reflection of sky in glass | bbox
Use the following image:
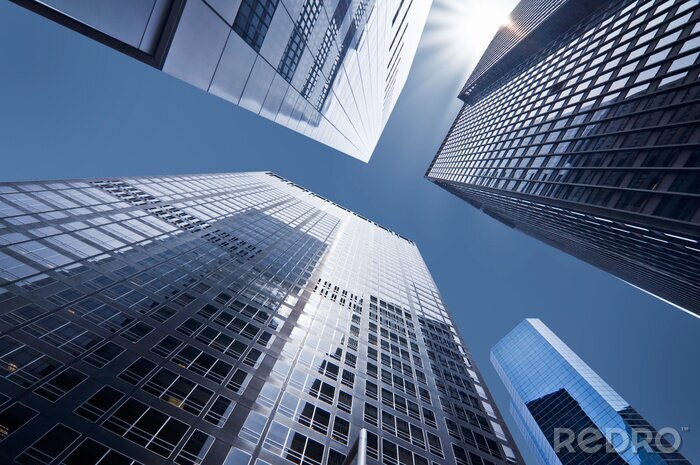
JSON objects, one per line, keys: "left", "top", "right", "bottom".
{"left": 36, "top": 0, "right": 166, "bottom": 52}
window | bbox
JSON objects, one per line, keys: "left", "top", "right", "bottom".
{"left": 16, "top": 424, "right": 80, "bottom": 465}
{"left": 4, "top": 303, "right": 46, "bottom": 325}
{"left": 411, "top": 424, "right": 425, "bottom": 448}
{"left": 84, "top": 341, "right": 124, "bottom": 368}
{"left": 327, "top": 449, "right": 347, "bottom": 465}
{"left": 150, "top": 306, "right": 176, "bottom": 323}
{"left": 427, "top": 432, "right": 444, "bottom": 457}
{"left": 142, "top": 368, "right": 214, "bottom": 416}
{"left": 244, "top": 348, "right": 263, "bottom": 367}
{"left": 240, "top": 411, "right": 267, "bottom": 444}
{"left": 178, "top": 318, "right": 203, "bottom": 336}
{"left": 364, "top": 403, "right": 378, "bottom": 426}
{"left": 318, "top": 360, "right": 339, "bottom": 380}
{"left": 76, "top": 386, "right": 124, "bottom": 422}
{"left": 338, "top": 390, "right": 352, "bottom": 413}
{"left": 423, "top": 408, "right": 436, "bottom": 428}
{"left": 453, "top": 445, "right": 469, "bottom": 465}
{"left": 172, "top": 345, "right": 233, "bottom": 383}
{"left": 152, "top": 335, "right": 182, "bottom": 357}
{"left": 63, "top": 438, "right": 143, "bottom": 465}
{"left": 419, "top": 387, "right": 431, "bottom": 404}
{"left": 204, "top": 395, "right": 234, "bottom": 427}
{"left": 103, "top": 398, "right": 188, "bottom": 457}
{"left": 298, "top": 403, "right": 330, "bottom": 434}
{"left": 286, "top": 433, "right": 324, "bottom": 465}
{"left": 0, "top": 337, "right": 62, "bottom": 387}
{"left": 278, "top": 0, "right": 322, "bottom": 81}
{"left": 341, "top": 369, "right": 354, "bottom": 388}
{"left": 23, "top": 314, "right": 102, "bottom": 356}
{"left": 233, "top": 0, "right": 281, "bottom": 52}
{"left": 222, "top": 448, "right": 251, "bottom": 465}
{"left": 35, "top": 367, "right": 87, "bottom": 401}
{"left": 227, "top": 369, "right": 250, "bottom": 392}
{"left": 366, "top": 381, "right": 378, "bottom": 399}
{"left": 329, "top": 415, "right": 350, "bottom": 447}
{"left": 175, "top": 430, "right": 214, "bottom": 465}
{"left": 119, "top": 357, "right": 157, "bottom": 385}
{"left": 0, "top": 402, "right": 37, "bottom": 440}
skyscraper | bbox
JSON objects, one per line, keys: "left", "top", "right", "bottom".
{"left": 426, "top": 0, "right": 700, "bottom": 317}
{"left": 491, "top": 318, "right": 691, "bottom": 465}
{"left": 0, "top": 172, "right": 520, "bottom": 465}
{"left": 11, "top": 0, "right": 431, "bottom": 161}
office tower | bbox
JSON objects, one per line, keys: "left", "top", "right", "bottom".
{"left": 11, "top": 0, "right": 431, "bottom": 161}
{"left": 0, "top": 172, "right": 521, "bottom": 465}
{"left": 426, "top": 0, "right": 700, "bottom": 316}
{"left": 491, "top": 318, "right": 690, "bottom": 465}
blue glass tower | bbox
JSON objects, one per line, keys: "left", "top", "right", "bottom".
{"left": 491, "top": 319, "right": 690, "bottom": 465}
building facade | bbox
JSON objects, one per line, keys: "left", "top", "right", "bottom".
{"left": 11, "top": 0, "right": 431, "bottom": 161}
{"left": 0, "top": 172, "right": 520, "bottom": 465}
{"left": 491, "top": 319, "right": 691, "bottom": 465}
{"left": 426, "top": 0, "right": 700, "bottom": 317}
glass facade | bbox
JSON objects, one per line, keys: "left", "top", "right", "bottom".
{"left": 491, "top": 319, "right": 691, "bottom": 465}
{"left": 12, "top": 0, "right": 431, "bottom": 161}
{"left": 0, "top": 172, "right": 521, "bottom": 465}
{"left": 426, "top": 0, "right": 700, "bottom": 317}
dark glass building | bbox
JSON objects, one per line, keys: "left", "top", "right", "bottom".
{"left": 10, "top": 0, "right": 431, "bottom": 161}
{"left": 491, "top": 318, "right": 691, "bottom": 465}
{"left": 426, "top": 0, "right": 700, "bottom": 317}
{"left": 0, "top": 172, "right": 521, "bottom": 465}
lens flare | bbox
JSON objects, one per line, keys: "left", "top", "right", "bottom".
{"left": 421, "top": 0, "right": 517, "bottom": 87}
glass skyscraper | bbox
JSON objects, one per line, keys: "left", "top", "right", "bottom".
{"left": 491, "top": 318, "right": 691, "bottom": 465}
{"left": 11, "top": 0, "right": 431, "bottom": 161}
{"left": 0, "top": 172, "right": 521, "bottom": 465}
{"left": 426, "top": 0, "right": 700, "bottom": 317}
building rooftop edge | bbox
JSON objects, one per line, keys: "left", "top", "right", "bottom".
{"left": 263, "top": 172, "right": 416, "bottom": 245}
{"left": 0, "top": 171, "right": 416, "bottom": 246}
{"left": 458, "top": 0, "right": 616, "bottom": 103}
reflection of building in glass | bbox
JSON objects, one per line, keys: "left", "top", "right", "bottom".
{"left": 0, "top": 172, "right": 521, "bottom": 465}
{"left": 491, "top": 319, "right": 691, "bottom": 465}
{"left": 11, "top": 0, "right": 431, "bottom": 161}
{"left": 426, "top": 0, "right": 700, "bottom": 317}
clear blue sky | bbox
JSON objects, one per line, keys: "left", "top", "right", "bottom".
{"left": 1, "top": 1, "right": 697, "bottom": 462}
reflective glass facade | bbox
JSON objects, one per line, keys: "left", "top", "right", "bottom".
{"left": 491, "top": 319, "right": 691, "bottom": 465}
{"left": 12, "top": 0, "right": 431, "bottom": 161}
{"left": 426, "top": 0, "right": 700, "bottom": 317}
{"left": 0, "top": 172, "right": 521, "bottom": 465}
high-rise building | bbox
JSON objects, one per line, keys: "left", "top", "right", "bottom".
{"left": 0, "top": 172, "right": 521, "bottom": 465}
{"left": 426, "top": 0, "right": 700, "bottom": 317}
{"left": 491, "top": 318, "right": 691, "bottom": 465}
{"left": 10, "top": 0, "right": 431, "bottom": 161}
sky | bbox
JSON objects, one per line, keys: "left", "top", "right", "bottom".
{"left": 1, "top": 1, "right": 698, "bottom": 463}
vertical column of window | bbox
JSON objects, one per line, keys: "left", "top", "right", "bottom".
{"left": 301, "top": 0, "right": 351, "bottom": 99}
{"left": 316, "top": 22, "right": 356, "bottom": 110}
{"left": 315, "top": 0, "right": 369, "bottom": 110}
{"left": 233, "top": 0, "right": 282, "bottom": 53}
{"left": 15, "top": 424, "right": 80, "bottom": 465}
{"left": 279, "top": 0, "right": 324, "bottom": 83}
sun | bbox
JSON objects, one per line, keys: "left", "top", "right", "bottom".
{"left": 421, "top": 0, "right": 517, "bottom": 83}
